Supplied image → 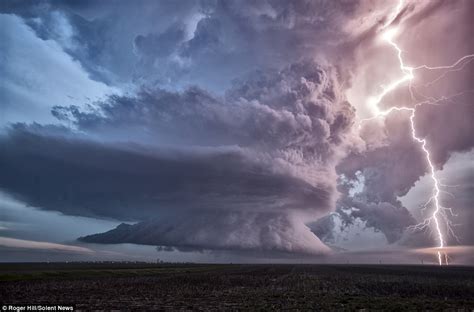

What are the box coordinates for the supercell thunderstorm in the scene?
[0,0,472,264]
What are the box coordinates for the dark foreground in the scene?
[1,263,473,311]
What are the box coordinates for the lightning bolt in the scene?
[359,0,473,265]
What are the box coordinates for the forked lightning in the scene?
[359,0,473,265]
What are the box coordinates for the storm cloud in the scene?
[0,58,356,254]
[0,0,472,261]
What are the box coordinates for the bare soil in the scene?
[1,263,473,311]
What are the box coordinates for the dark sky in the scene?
[0,0,472,264]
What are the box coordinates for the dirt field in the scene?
[1,263,473,310]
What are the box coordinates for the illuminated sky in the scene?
[0,0,472,264]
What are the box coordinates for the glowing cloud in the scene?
[359,0,474,265]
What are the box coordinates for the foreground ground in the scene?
[0,263,473,310]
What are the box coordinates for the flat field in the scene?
[1,263,473,310]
